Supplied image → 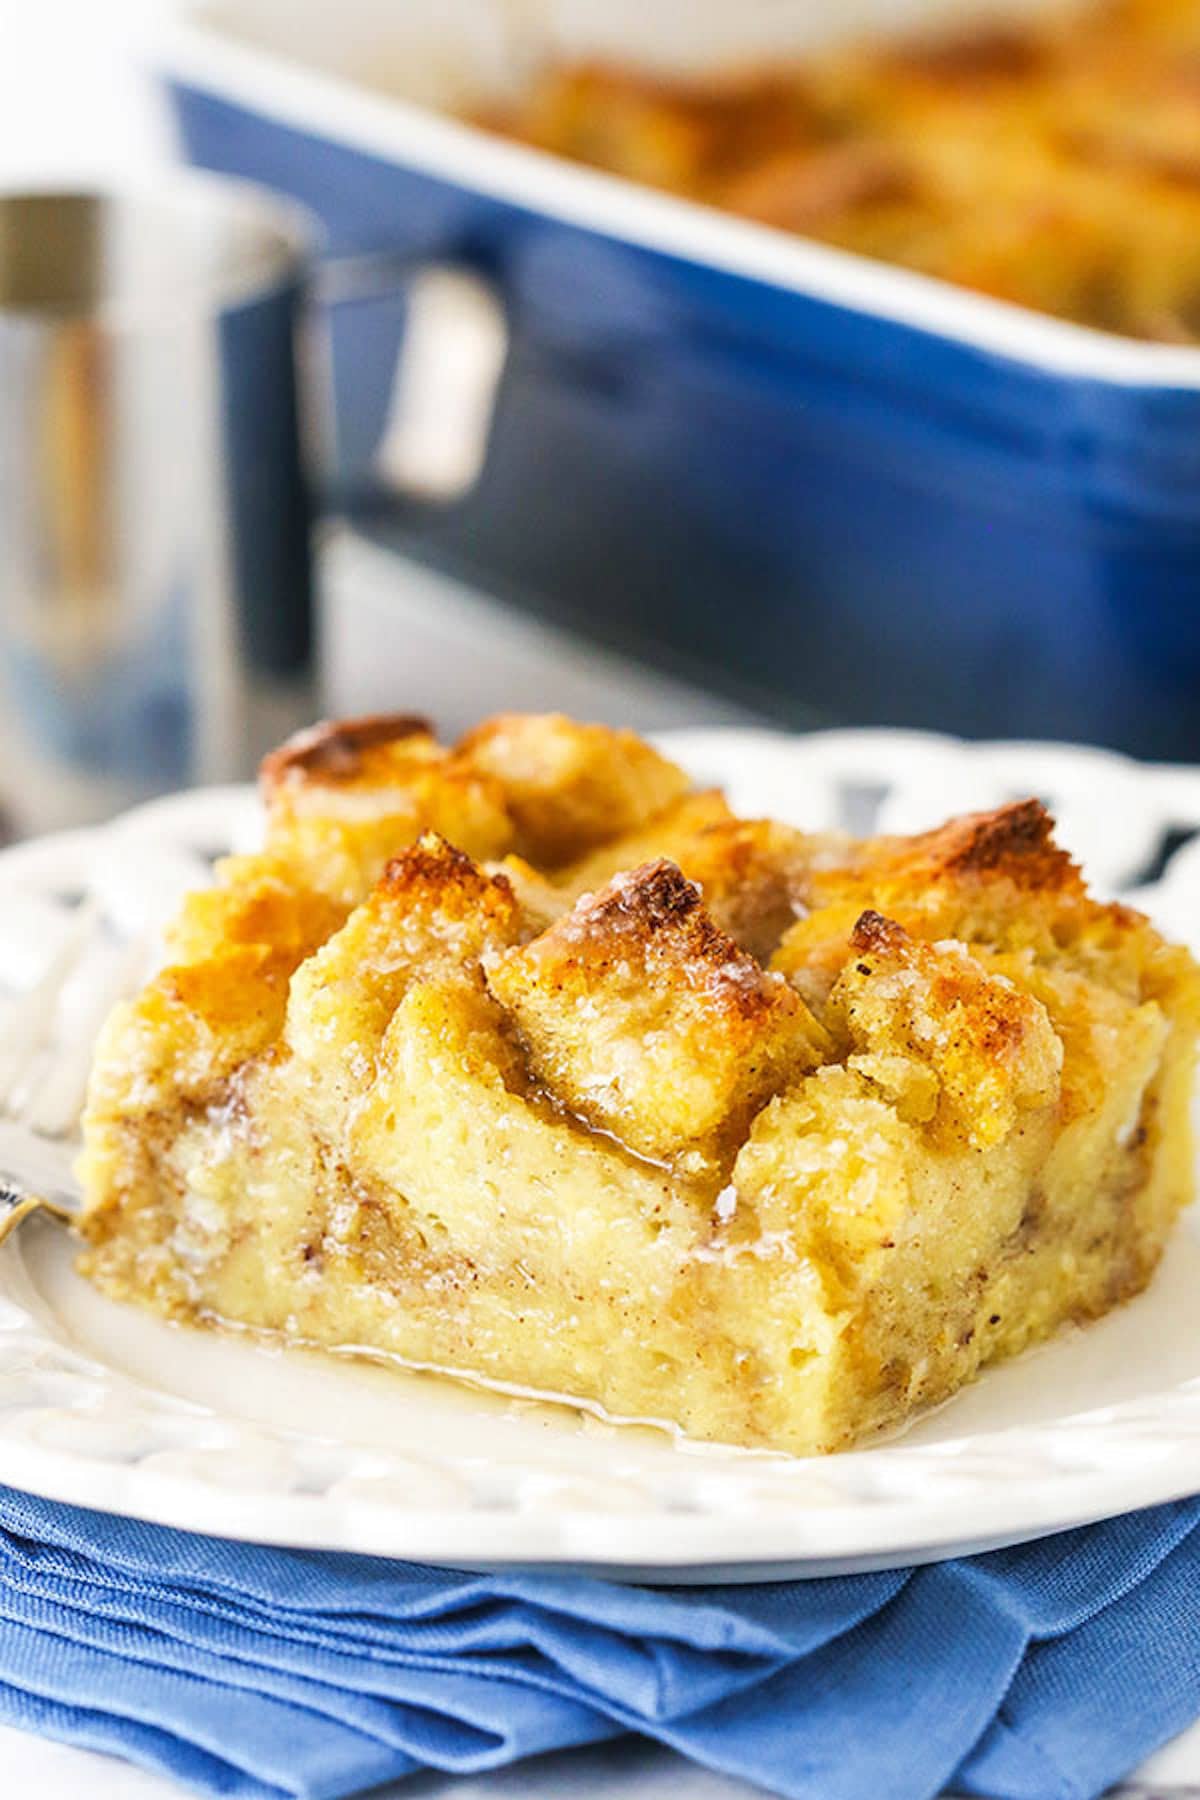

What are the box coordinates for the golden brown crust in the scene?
[260,714,434,788]
[728,142,922,232]
[488,860,824,1167]
[512,858,789,1024]
[858,799,1082,893]
[453,712,691,866]
[564,857,727,967]
[834,909,1062,1148]
[555,795,835,961]
[295,830,522,1009]
[848,908,905,957]
[772,798,1101,1013]
[259,710,704,906]
[883,21,1048,84]
[379,832,515,910]
[258,724,514,906]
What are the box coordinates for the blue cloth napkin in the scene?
[0,1484,1197,1800]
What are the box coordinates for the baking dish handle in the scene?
[310,253,509,509]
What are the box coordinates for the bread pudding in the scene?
[77,713,1200,1454]
[474,0,1200,342]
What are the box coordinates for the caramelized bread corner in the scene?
[488,858,825,1168]
[830,907,1063,1149]
[260,712,436,791]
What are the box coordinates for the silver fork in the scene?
[0,1175,75,1244]
[0,900,147,1249]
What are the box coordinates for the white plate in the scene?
[2,726,1200,1582]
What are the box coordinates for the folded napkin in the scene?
[0,1484,1197,1800]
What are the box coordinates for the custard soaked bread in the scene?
[78,714,1200,1453]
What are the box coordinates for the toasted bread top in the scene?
[84,710,1200,1198]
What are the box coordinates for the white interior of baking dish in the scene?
[162,0,1200,385]
[179,0,1070,97]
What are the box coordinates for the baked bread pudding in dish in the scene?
[78,713,1200,1454]
[475,0,1200,342]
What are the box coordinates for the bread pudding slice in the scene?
[77,714,1200,1454]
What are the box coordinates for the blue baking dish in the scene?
[160,1,1200,758]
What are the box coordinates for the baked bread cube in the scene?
[78,712,1200,1453]
[285,835,523,1138]
[455,712,690,865]
[260,713,512,905]
[554,797,834,961]
[831,909,1063,1150]
[259,709,691,906]
[488,859,825,1170]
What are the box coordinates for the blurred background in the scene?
[4,0,1200,839]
